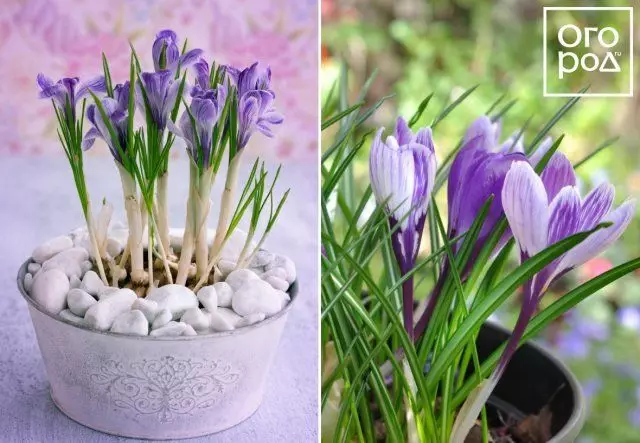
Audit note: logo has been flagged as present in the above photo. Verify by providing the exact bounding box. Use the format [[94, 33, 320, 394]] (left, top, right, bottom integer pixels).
[[543, 7, 633, 97]]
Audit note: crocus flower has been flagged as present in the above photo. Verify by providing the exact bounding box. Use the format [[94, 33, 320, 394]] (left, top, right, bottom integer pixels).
[[83, 82, 130, 164], [152, 29, 203, 74], [37, 73, 106, 120], [136, 70, 182, 131], [170, 84, 226, 167], [229, 62, 283, 150], [415, 116, 526, 338], [369, 117, 437, 339]]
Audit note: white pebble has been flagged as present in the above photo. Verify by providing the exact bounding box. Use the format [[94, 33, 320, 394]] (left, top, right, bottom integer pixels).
[[266, 276, 289, 292], [217, 259, 236, 276], [232, 279, 283, 317], [262, 267, 287, 281], [237, 312, 266, 328], [59, 309, 85, 326], [41, 247, 89, 279], [81, 270, 104, 296], [98, 286, 119, 299], [251, 250, 275, 267], [152, 309, 172, 330], [146, 284, 198, 320], [69, 275, 81, 289], [24, 273, 33, 292], [213, 282, 233, 307], [27, 263, 41, 274], [277, 290, 291, 309], [183, 324, 198, 336], [32, 235, 73, 263], [225, 269, 259, 291], [30, 269, 69, 314], [197, 286, 218, 311], [81, 260, 93, 273], [150, 321, 187, 337], [106, 238, 123, 258], [180, 308, 210, 331], [110, 310, 149, 336], [66, 288, 97, 316], [131, 298, 159, 323], [265, 255, 296, 284], [84, 288, 136, 331], [210, 308, 242, 332]]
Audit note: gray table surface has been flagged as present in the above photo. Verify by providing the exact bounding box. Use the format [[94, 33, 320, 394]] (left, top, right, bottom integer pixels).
[[0, 155, 318, 442]]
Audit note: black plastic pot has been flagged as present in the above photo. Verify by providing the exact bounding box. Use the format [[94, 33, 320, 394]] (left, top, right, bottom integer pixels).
[[477, 321, 586, 442]]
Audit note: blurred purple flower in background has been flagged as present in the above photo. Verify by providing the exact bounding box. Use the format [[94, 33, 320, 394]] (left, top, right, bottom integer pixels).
[[369, 117, 437, 339], [37, 74, 106, 120]]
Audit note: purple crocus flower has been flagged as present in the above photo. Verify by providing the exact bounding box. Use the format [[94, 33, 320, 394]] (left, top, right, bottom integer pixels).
[[152, 29, 203, 74], [169, 85, 226, 167], [229, 62, 283, 150], [496, 157, 635, 373], [415, 116, 526, 339], [83, 82, 130, 164], [136, 70, 182, 131], [37, 73, 106, 120], [369, 117, 437, 340]]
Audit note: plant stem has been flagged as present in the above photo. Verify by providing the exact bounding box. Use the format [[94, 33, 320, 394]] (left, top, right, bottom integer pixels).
[[240, 232, 267, 269], [157, 172, 172, 257], [210, 154, 241, 259], [235, 228, 255, 269], [151, 205, 174, 284], [176, 163, 198, 285], [117, 164, 147, 285], [195, 169, 215, 279], [85, 205, 109, 285]]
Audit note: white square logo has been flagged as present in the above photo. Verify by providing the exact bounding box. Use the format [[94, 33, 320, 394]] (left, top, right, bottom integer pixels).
[[543, 7, 633, 97]]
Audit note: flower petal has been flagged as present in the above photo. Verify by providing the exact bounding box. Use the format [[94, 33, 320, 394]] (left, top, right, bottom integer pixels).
[[529, 136, 553, 166], [578, 183, 615, 231], [547, 186, 581, 245], [502, 161, 549, 258], [463, 115, 495, 152], [82, 127, 101, 151], [393, 117, 413, 145], [76, 76, 106, 101], [540, 152, 576, 202]]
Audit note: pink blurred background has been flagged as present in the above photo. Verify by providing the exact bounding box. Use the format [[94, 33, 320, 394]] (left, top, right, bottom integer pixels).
[[0, 0, 318, 161]]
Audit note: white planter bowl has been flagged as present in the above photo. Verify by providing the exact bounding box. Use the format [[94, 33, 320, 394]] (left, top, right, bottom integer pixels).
[[17, 260, 298, 440]]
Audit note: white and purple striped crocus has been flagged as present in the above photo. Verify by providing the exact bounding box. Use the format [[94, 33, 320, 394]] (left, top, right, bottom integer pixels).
[[83, 82, 130, 164], [451, 152, 635, 442], [228, 62, 283, 150], [152, 29, 203, 74], [37, 74, 106, 120], [369, 117, 437, 340], [136, 70, 183, 131], [415, 116, 527, 338], [170, 85, 226, 167]]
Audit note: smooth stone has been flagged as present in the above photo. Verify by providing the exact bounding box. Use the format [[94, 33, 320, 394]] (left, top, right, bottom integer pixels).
[[32, 235, 73, 263], [27, 263, 41, 274], [41, 247, 90, 279], [146, 284, 198, 320], [277, 290, 291, 309], [262, 267, 288, 281], [232, 279, 282, 317], [225, 269, 259, 292], [151, 308, 172, 330], [150, 321, 187, 337], [106, 238, 124, 258], [220, 229, 253, 262], [183, 324, 198, 336], [24, 273, 33, 292], [213, 282, 233, 307], [237, 312, 266, 328], [81, 270, 104, 296], [217, 259, 236, 276], [30, 269, 69, 314], [80, 260, 93, 273], [66, 288, 97, 316], [265, 255, 296, 284], [59, 309, 85, 326], [180, 308, 210, 331], [197, 286, 218, 311], [110, 310, 149, 336], [69, 275, 81, 289], [108, 227, 129, 247], [84, 288, 137, 331], [71, 232, 92, 252], [251, 250, 275, 267], [98, 286, 119, 299], [131, 298, 159, 323], [265, 276, 289, 292], [209, 308, 242, 332]]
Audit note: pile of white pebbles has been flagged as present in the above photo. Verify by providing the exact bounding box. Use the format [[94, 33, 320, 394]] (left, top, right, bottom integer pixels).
[[23, 227, 295, 337]]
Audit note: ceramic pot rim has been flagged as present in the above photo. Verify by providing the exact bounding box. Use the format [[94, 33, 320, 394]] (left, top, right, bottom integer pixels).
[[17, 259, 299, 342]]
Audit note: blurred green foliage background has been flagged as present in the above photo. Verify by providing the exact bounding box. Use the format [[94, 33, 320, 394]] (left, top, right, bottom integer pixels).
[[322, 1, 640, 441]]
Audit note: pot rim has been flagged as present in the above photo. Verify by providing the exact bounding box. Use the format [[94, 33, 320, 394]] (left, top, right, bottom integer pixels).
[[17, 259, 299, 342], [485, 320, 587, 443]]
